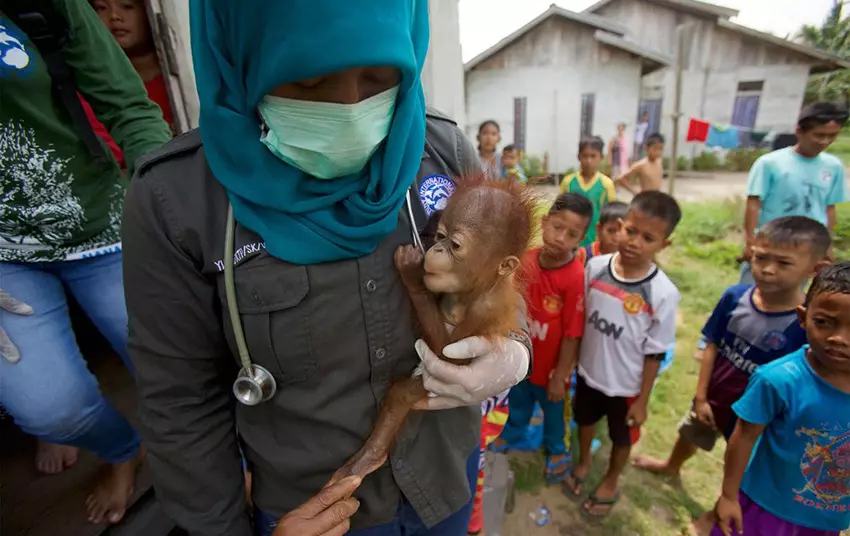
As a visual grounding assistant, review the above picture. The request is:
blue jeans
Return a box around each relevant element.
[254,450,478,536]
[0,253,140,463]
[500,380,567,455]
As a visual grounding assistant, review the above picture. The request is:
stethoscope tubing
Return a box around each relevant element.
[224,204,254,373]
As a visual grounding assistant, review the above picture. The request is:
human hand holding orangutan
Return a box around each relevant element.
[328,177,535,488]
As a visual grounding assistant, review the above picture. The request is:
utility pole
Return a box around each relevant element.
[669,24,685,196]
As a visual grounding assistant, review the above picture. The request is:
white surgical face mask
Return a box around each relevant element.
[258,86,400,179]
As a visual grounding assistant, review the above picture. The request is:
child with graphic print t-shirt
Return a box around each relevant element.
[712,262,850,536]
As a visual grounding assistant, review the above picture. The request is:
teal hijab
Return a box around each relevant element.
[190,0,429,264]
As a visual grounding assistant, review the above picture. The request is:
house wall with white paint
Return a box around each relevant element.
[465,17,645,173]
[422,0,467,129]
[593,0,820,157]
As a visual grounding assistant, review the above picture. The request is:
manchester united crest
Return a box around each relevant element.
[543,295,563,313]
[622,293,646,315]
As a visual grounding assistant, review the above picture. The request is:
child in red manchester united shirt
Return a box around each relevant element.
[490,193,592,483]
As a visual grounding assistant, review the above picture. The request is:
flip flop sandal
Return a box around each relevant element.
[581,490,622,520]
[544,453,572,485]
[561,469,587,500]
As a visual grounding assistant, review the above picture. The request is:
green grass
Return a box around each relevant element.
[835,202,850,260]
[507,200,850,535]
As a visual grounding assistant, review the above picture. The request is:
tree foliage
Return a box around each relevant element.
[798,0,850,105]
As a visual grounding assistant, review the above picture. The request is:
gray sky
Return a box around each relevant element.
[460,0,837,61]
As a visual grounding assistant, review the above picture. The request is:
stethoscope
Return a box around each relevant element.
[227,189,426,406]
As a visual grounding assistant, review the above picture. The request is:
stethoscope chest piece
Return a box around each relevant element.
[233,364,277,406]
[224,190,422,406]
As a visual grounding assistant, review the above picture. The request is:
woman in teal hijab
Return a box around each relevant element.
[122,1,531,535]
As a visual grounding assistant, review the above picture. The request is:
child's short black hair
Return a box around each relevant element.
[798,102,849,132]
[645,133,665,147]
[478,120,500,134]
[549,193,594,231]
[756,216,831,260]
[599,201,628,225]
[578,136,605,155]
[805,261,850,305]
[628,191,681,236]
[503,144,518,154]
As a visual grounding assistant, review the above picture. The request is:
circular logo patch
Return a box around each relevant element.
[543,295,563,313]
[761,330,788,351]
[623,294,646,315]
[418,174,456,217]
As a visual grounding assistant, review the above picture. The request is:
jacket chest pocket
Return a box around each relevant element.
[219,263,317,385]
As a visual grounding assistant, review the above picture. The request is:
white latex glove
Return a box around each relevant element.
[413,336,529,411]
[0,289,33,364]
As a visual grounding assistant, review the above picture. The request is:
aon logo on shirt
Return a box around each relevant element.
[529,319,549,341]
[588,310,624,340]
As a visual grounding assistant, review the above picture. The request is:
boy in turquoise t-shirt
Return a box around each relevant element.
[741,102,847,283]
[712,262,850,536]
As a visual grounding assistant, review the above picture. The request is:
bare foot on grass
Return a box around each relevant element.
[632,454,680,478]
[86,448,145,524]
[36,440,79,474]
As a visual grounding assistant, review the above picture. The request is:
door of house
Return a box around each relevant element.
[638,99,662,136]
[732,81,763,148]
[732,95,761,148]
[144,0,199,134]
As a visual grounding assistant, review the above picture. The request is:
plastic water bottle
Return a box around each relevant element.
[528,506,551,527]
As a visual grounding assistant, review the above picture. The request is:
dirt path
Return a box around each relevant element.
[535,170,850,204]
[533,172,750,203]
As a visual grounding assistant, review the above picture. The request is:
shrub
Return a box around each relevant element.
[692,151,722,171]
[724,148,768,172]
[520,153,546,177]
[663,157,690,171]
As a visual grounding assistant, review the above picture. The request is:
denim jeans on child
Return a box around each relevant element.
[253,450,479,536]
[0,253,140,463]
[500,380,567,455]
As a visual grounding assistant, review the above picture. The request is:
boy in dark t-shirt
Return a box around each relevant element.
[634,216,831,532]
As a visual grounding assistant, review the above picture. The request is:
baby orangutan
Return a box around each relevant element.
[329,176,535,485]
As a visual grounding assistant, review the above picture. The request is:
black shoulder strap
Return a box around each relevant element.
[2,0,108,160]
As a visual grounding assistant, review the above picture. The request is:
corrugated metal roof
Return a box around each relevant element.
[465,4,636,72]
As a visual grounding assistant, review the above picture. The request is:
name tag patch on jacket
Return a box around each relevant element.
[419,174,455,217]
[213,241,266,272]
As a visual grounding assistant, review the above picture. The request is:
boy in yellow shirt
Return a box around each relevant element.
[560,136,616,247]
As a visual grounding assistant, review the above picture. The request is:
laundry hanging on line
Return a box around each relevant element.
[686,118,710,142]
[706,124,740,149]
[685,117,772,148]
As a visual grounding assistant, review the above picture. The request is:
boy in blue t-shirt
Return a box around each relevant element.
[741,102,847,284]
[713,261,850,536]
[635,217,831,476]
